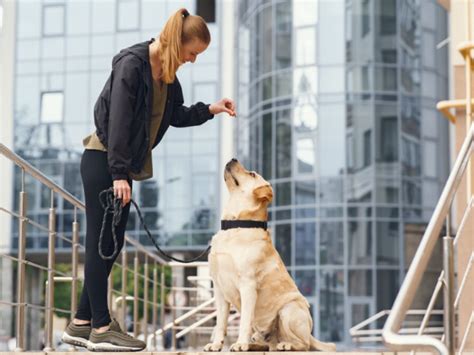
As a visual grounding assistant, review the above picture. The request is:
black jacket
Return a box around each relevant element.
[93,38,214,181]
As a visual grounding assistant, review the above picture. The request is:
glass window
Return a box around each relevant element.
[319,104,345,176]
[351,303,370,327]
[295,269,316,296]
[319,0,345,65]
[117,0,140,31]
[379,0,396,35]
[376,221,400,265]
[320,222,344,265]
[91,1,115,33]
[349,270,372,296]
[320,178,343,203]
[362,0,370,37]
[295,222,316,266]
[67,1,90,35]
[296,137,315,174]
[43,4,64,36]
[381,49,397,64]
[348,220,372,265]
[262,113,273,179]
[295,27,316,66]
[295,180,316,205]
[293,0,317,26]
[423,141,437,178]
[319,269,344,342]
[275,224,292,266]
[276,110,292,178]
[196,0,216,23]
[377,116,398,162]
[376,270,399,313]
[363,129,372,167]
[192,174,216,207]
[275,182,292,207]
[40,92,63,123]
[376,178,399,203]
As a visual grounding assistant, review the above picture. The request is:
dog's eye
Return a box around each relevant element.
[249,172,256,177]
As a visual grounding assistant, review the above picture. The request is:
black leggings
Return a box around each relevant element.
[75,149,132,328]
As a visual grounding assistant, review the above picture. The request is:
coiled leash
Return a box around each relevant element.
[98,187,211,263]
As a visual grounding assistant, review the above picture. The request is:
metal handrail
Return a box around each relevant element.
[382,123,474,354]
[0,142,170,351]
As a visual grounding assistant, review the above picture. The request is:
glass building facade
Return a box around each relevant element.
[12,0,221,253]
[236,0,449,345]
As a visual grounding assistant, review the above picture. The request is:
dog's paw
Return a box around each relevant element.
[276,342,294,351]
[204,342,223,352]
[230,342,250,351]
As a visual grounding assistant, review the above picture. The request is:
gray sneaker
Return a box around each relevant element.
[87,318,146,352]
[61,321,91,348]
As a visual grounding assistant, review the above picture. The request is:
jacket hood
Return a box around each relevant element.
[112,38,155,67]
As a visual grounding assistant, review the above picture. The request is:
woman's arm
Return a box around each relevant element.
[170,78,216,127]
[107,55,141,181]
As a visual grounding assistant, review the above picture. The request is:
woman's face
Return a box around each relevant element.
[180,38,208,64]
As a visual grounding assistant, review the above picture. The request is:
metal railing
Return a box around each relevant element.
[0,143,170,351]
[381,123,474,355]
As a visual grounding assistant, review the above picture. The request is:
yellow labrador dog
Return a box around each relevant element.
[204,159,336,352]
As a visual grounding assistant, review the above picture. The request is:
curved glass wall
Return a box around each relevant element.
[236,0,449,345]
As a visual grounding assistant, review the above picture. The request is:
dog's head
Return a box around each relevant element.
[222,159,273,220]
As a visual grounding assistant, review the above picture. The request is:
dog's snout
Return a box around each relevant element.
[226,158,239,170]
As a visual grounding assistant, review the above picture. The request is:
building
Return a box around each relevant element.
[235,0,449,345]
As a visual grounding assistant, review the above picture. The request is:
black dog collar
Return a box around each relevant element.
[221,220,268,231]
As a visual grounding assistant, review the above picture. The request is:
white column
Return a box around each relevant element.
[0,0,16,346]
[218,0,236,216]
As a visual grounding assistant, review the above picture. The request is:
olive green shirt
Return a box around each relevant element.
[83,79,167,181]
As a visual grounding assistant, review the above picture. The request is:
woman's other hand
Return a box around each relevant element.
[113,179,131,207]
[209,98,236,117]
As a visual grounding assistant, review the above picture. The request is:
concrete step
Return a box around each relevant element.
[6,352,472,355]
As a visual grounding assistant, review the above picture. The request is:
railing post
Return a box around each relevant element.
[152,264,158,350]
[143,255,149,344]
[15,170,27,352]
[71,208,79,321]
[160,268,166,348]
[121,245,128,329]
[443,236,455,355]
[134,251,139,337]
[172,278,177,350]
[44,191,56,351]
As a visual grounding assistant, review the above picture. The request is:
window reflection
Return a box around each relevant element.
[295,223,316,265]
[295,27,316,66]
[320,222,343,265]
[319,269,344,342]
[348,220,372,265]
[295,269,316,296]
[296,138,315,174]
[275,224,292,265]
[349,270,372,296]
[376,221,400,265]
[276,109,292,178]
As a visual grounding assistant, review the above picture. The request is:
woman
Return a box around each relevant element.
[61,8,235,352]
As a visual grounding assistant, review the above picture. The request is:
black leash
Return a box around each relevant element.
[98,187,211,263]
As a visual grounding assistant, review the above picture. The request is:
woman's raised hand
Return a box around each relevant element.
[113,179,131,207]
[209,98,236,117]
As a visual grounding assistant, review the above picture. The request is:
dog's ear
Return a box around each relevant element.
[253,184,273,203]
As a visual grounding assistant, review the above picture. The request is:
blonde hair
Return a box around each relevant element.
[158,8,211,83]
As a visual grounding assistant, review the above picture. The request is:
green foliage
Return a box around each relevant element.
[110,262,171,321]
[53,264,82,319]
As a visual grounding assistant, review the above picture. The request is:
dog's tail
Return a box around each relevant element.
[309,336,336,352]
